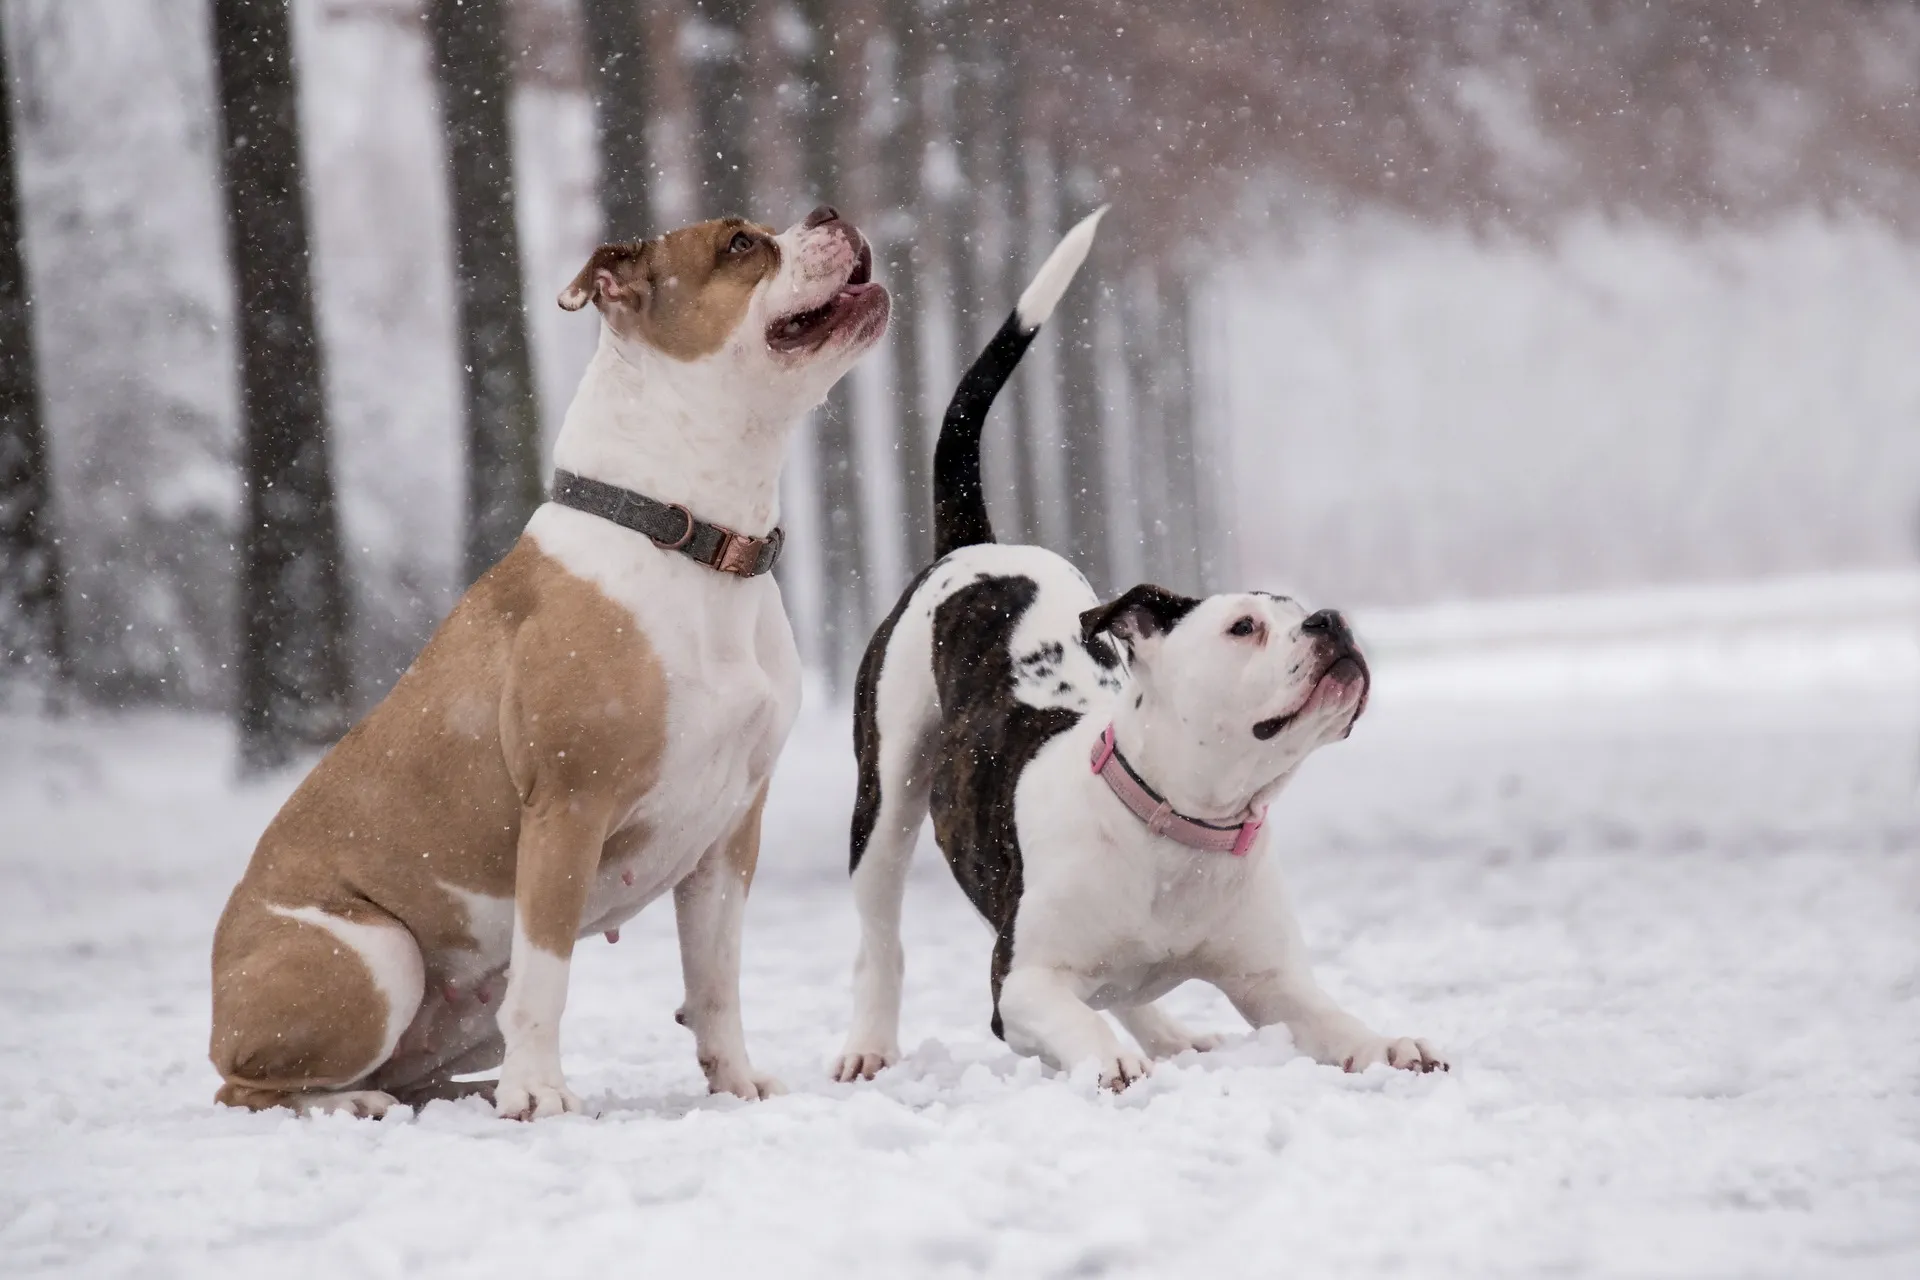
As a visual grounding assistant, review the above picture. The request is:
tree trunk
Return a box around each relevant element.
[1055,166,1110,592]
[1014,112,1072,558]
[881,0,931,566]
[427,0,544,585]
[1159,267,1206,591]
[580,0,655,240]
[687,0,753,218]
[792,0,869,693]
[209,0,350,771]
[0,7,64,702]
[1122,267,1176,588]
[980,17,1036,543]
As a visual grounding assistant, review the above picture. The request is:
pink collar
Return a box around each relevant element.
[1089,723,1267,856]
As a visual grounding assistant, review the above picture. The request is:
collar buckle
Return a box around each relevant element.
[709,524,768,576]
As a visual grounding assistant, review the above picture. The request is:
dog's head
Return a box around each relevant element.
[1081,585,1370,813]
[558,206,889,403]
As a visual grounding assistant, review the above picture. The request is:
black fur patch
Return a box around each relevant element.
[1080,583,1201,658]
[925,575,1081,1037]
[848,561,942,874]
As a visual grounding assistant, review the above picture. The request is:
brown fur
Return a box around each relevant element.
[557,218,780,361]
[210,538,671,1105]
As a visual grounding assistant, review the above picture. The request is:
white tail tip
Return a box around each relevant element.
[1015,204,1108,330]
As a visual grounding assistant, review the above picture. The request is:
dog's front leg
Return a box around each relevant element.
[673,785,784,1100]
[495,800,607,1119]
[1207,882,1447,1074]
[1217,965,1380,1063]
[998,967,1151,1090]
[1224,970,1445,1072]
[1213,953,1449,1075]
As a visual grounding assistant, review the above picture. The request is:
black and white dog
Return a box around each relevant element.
[831,212,1447,1090]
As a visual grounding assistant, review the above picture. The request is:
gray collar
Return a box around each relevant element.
[549,469,784,578]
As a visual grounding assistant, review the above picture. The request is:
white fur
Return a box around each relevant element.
[839,545,1446,1088]
[496,916,581,1119]
[266,905,426,1080]
[437,884,514,973]
[674,831,785,1101]
[1016,205,1107,330]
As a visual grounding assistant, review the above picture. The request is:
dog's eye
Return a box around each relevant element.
[727,232,756,255]
[1227,616,1257,637]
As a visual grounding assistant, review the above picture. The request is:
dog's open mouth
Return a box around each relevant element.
[1252,653,1371,741]
[766,240,886,353]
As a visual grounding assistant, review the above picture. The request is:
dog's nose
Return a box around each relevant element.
[1302,609,1353,646]
[804,205,840,229]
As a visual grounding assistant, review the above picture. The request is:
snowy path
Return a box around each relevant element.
[4,605,1919,1277]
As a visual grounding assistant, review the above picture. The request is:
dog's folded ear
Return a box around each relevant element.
[558,241,650,312]
[1080,584,1202,658]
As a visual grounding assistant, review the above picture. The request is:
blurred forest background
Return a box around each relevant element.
[1,0,1918,765]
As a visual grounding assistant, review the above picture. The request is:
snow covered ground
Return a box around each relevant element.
[4,575,1919,1278]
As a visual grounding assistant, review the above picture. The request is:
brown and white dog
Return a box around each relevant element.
[210,208,888,1119]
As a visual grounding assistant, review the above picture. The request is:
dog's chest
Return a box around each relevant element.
[528,506,800,933]
[1015,743,1262,1001]
[1082,857,1256,998]
[587,631,793,932]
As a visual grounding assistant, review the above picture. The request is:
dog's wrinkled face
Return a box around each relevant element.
[1082,585,1370,809]
[558,209,889,394]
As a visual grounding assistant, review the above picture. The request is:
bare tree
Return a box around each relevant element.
[1122,265,1203,592]
[792,0,870,692]
[209,0,350,770]
[428,0,543,583]
[686,0,753,217]
[0,7,64,702]
[1054,166,1109,590]
[1120,268,1170,584]
[580,0,654,240]
[1158,267,1208,590]
[879,0,932,566]
[935,7,980,433]
[981,14,1040,544]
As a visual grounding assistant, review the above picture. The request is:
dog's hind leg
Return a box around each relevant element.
[211,899,425,1117]
[834,598,939,1082]
[1113,1002,1223,1060]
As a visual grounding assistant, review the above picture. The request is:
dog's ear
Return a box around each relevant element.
[1080,584,1201,659]
[558,241,649,313]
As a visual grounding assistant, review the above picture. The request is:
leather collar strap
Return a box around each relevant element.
[550,469,784,578]
[1090,723,1266,856]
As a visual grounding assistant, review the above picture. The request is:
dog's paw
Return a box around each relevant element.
[295,1089,400,1119]
[1118,1005,1223,1059]
[1152,1028,1223,1058]
[1341,1036,1448,1075]
[704,1060,786,1101]
[831,1047,897,1082]
[495,1072,586,1120]
[1098,1052,1154,1092]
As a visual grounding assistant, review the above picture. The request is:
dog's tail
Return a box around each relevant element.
[931,205,1107,559]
